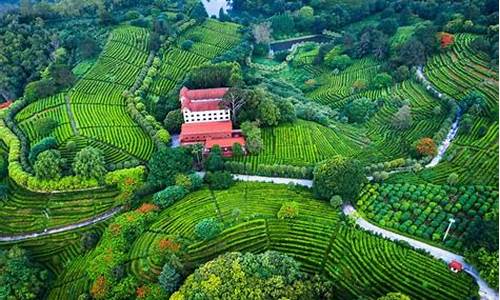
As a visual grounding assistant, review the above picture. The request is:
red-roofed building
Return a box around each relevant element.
[0,100,13,110]
[448,260,463,273]
[179,87,245,157]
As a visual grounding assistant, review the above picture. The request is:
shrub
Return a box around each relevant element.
[313,156,365,201]
[153,185,188,209]
[73,147,106,180]
[154,129,171,144]
[415,138,437,157]
[195,218,223,240]
[329,195,343,208]
[205,171,234,190]
[29,137,57,162]
[158,263,181,295]
[447,173,459,186]
[180,40,194,50]
[34,150,64,180]
[277,202,299,219]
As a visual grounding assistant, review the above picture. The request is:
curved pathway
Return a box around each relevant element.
[343,204,498,300]
[0,206,122,243]
[416,66,462,168]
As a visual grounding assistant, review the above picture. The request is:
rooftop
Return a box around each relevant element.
[180,87,229,112]
[205,137,246,148]
[180,121,233,135]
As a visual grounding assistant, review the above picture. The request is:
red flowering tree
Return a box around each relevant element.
[91,276,109,299]
[416,138,437,157]
[440,33,454,48]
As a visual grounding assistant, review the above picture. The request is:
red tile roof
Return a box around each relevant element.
[0,100,12,109]
[205,137,246,148]
[180,87,229,112]
[180,121,233,136]
[448,260,463,271]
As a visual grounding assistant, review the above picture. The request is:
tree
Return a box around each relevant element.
[460,114,474,133]
[415,138,437,157]
[49,64,76,88]
[392,105,412,130]
[205,171,234,190]
[0,184,8,202]
[159,263,181,295]
[34,117,58,137]
[377,18,398,35]
[0,246,49,300]
[257,98,280,127]
[221,88,248,125]
[73,146,106,180]
[205,145,224,172]
[241,121,264,154]
[180,40,194,50]
[81,232,100,251]
[371,73,393,89]
[29,137,58,162]
[378,292,411,300]
[277,202,299,219]
[325,54,353,70]
[190,2,208,23]
[344,97,376,123]
[276,98,297,123]
[252,22,272,44]
[195,218,223,240]
[34,150,64,180]
[329,195,343,208]
[172,251,333,299]
[163,109,183,133]
[232,143,244,158]
[153,185,188,209]
[447,173,459,186]
[155,129,171,144]
[313,156,365,201]
[147,148,193,186]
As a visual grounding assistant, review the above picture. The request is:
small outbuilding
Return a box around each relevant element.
[448,260,463,273]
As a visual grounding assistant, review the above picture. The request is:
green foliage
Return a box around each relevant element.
[0,246,49,300]
[29,136,58,162]
[277,201,300,219]
[195,217,223,240]
[163,109,183,134]
[154,129,170,144]
[147,147,193,186]
[73,146,106,180]
[326,54,353,70]
[465,248,499,289]
[205,171,234,190]
[185,62,242,89]
[343,97,377,123]
[205,145,224,172]
[257,97,281,127]
[172,251,333,299]
[34,117,58,137]
[371,73,393,89]
[447,173,459,186]
[34,150,64,180]
[313,156,365,201]
[0,155,7,179]
[104,166,146,196]
[378,292,411,300]
[330,195,343,208]
[153,185,188,209]
[232,143,244,158]
[158,263,181,295]
[180,39,194,50]
[241,121,264,154]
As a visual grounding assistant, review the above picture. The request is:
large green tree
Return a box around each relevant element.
[147,147,193,186]
[172,251,333,299]
[73,146,106,180]
[0,246,49,300]
[34,150,64,180]
[313,156,365,200]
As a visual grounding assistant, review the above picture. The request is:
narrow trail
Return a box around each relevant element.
[64,94,79,135]
[0,206,122,243]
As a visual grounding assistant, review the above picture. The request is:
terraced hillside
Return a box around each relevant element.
[0,182,119,235]
[416,33,499,186]
[49,183,478,300]
[15,26,155,165]
[150,19,242,98]
[238,119,369,169]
